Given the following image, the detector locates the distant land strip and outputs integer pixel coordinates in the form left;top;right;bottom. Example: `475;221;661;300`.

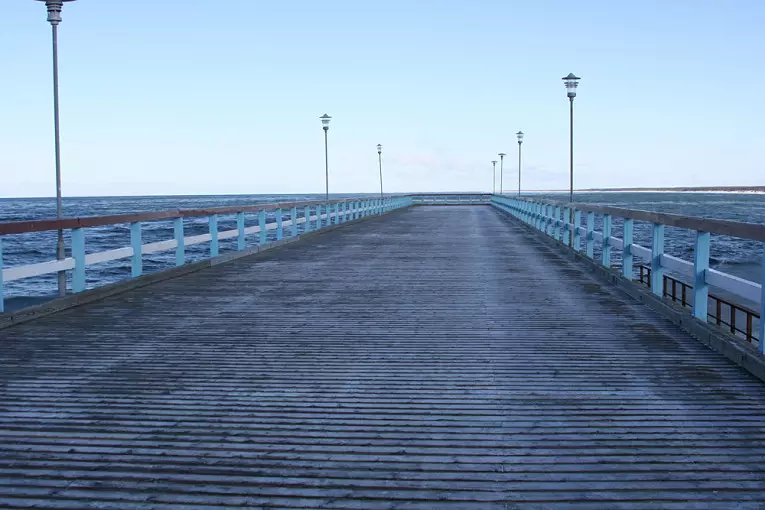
512;186;765;193
581;186;765;193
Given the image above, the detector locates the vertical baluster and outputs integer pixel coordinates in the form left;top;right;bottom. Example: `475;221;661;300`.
0;238;4;313
316;204;322;229
622;218;633;279
71;227;86;293
209;215;219;257
759;246;765;354
692;231;710;321
553;206;560;241
563;207;571;245
586;212;595;258
258;210;266;245
291;206;298;237
304;206;311;232
237;212;246;250
276;209;283;240
130;222;143;277
602;214;612;268
173;217;185;266
573;210;582;251
651;223;665;296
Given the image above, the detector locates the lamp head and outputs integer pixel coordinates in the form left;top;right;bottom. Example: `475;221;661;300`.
320;113;331;130
377;144;382;154
562;73;581;99
35;0;76;25
516;130;524;143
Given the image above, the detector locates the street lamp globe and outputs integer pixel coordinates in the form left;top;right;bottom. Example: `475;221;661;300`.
320;113;331;131
35;0;77;25
377;144;382;154
516;130;524;143
562;73;581;99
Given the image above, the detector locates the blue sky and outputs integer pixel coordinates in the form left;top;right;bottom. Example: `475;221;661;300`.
1;0;763;197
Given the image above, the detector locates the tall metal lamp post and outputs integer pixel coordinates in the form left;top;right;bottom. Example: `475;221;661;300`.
562;73;580;204
516;131;524;196
36;0;77;297
320;114;331;200
491;160;497;195
498;153;506;195
376;144;383;198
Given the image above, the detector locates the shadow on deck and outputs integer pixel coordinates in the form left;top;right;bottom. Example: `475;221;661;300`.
1;205;765;508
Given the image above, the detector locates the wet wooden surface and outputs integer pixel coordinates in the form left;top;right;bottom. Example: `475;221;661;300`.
1;205;765;509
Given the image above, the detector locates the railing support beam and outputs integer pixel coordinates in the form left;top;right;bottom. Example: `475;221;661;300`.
651;223;665;296
693;231;710;321
71;227;85;293
237;212;246;251
622;218;633;279
209;215;219;257
258;210;266;245
602;214;612;268
276;209;283;240
586;212;595;258
130;222;142;277
573;210;582;251
174;217;185;266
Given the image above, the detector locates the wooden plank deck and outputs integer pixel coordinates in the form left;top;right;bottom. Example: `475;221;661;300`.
1;205;765;509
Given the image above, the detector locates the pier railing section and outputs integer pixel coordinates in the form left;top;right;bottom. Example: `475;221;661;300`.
411;193;492;205
0;196;411;312
492;195;765;353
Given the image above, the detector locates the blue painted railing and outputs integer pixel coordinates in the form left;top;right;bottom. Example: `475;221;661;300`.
492;195;765;353
0;196;412;312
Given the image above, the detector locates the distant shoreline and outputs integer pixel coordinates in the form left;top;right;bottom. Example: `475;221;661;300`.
522;187;765;195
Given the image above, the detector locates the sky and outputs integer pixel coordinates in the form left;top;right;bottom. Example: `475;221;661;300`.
1;0;764;197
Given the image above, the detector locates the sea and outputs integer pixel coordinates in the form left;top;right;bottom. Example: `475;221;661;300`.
1;192;763;309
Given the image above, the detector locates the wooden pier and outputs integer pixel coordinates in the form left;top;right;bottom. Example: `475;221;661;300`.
2;204;765;508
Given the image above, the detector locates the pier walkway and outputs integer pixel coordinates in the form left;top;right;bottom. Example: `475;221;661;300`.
2;205;765;508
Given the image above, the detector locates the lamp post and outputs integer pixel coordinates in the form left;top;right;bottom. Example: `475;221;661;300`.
320;114;331;200
376;144;383;198
491;160;497;195
498;153;506;195
516;131;524;196
562;73;580;204
36;0;76;297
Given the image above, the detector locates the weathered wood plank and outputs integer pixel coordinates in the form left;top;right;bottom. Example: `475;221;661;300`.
1;205;765;508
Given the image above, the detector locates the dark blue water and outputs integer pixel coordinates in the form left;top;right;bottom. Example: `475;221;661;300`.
1;192;763;303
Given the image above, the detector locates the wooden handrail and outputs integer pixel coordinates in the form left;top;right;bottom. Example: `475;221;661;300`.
499;195;765;243
0;195;401;236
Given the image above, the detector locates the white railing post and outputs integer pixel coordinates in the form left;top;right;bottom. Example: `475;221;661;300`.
276;209;283;240
651;223;665;296
130;222;142;277
304;206;311;232
573;210;582;251
602;214;612;268
259;210;267;245
586;212;595;258
209;215;219;257
72;227;86;293
174;217;185;266
291;206;298;237
563;207;571;245
237;212;246;251
692;231;710;321
622;218;633;279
